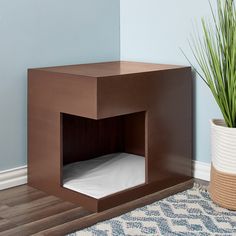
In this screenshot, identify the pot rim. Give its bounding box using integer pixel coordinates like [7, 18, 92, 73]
[210, 119, 236, 129]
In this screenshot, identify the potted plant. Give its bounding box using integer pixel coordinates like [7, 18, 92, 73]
[189, 0, 236, 210]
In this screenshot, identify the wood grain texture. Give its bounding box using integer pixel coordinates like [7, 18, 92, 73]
[34, 61, 182, 78]
[62, 112, 145, 165]
[0, 185, 90, 236]
[28, 61, 193, 211]
[0, 179, 193, 236]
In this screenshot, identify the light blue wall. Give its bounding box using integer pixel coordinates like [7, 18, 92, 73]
[0, 0, 120, 171]
[0, 0, 223, 171]
[120, 0, 222, 163]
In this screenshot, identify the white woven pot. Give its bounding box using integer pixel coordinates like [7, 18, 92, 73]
[210, 119, 236, 210]
[211, 119, 236, 173]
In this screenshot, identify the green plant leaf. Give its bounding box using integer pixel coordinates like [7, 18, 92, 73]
[189, 0, 236, 127]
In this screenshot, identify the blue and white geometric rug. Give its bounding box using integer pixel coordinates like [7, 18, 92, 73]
[68, 184, 236, 236]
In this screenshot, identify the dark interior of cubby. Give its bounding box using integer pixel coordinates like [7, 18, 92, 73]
[62, 111, 146, 166]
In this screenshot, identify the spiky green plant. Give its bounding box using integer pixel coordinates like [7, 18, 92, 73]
[189, 0, 236, 127]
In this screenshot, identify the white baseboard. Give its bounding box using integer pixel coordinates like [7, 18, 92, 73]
[0, 161, 210, 191]
[192, 160, 211, 181]
[0, 165, 28, 190]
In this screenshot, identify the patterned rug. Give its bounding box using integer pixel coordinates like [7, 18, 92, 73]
[68, 184, 236, 235]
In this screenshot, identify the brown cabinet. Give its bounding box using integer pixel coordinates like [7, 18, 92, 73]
[28, 61, 193, 212]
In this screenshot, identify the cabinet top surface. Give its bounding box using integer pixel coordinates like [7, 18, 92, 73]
[31, 61, 186, 78]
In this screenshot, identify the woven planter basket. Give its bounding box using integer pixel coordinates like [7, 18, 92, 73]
[209, 119, 236, 210]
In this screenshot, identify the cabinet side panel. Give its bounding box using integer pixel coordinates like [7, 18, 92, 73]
[147, 68, 193, 183]
[28, 70, 97, 194]
[124, 111, 146, 157]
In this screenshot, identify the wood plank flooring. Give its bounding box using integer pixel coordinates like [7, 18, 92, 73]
[0, 179, 196, 236]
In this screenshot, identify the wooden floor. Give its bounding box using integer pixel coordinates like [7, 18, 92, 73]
[0, 179, 199, 236]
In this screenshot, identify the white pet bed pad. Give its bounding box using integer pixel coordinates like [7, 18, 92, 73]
[63, 152, 145, 199]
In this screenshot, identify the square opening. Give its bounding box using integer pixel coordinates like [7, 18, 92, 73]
[61, 111, 146, 199]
